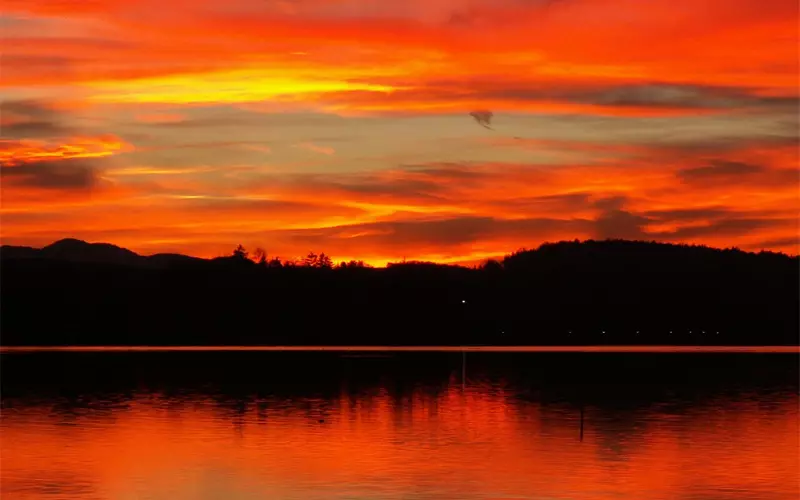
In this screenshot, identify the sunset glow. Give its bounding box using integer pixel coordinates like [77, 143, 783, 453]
[2, 0, 798, 264]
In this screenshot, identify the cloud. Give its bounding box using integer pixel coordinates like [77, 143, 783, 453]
[0, 99, 71, 138]
[176, 196, 365, 219]
[651, 217, 790, 240]
[401, 163, 490, 181]
[3, 0, 796, 111]
[1, 158, 101, 190]
[746, 236, 799, 253]
[594, 209, 650, 240]
[1, 1, 797, 262]
[320, 177, 447, 202]
[0, 101, 130, 200]
[0, 100, 132, 204]
[592, 196, 628, 212]
[489, 193, 592, 214]
[677, 160, 764, 181]
[676, 160, 798, 188]
[277, 215, 592, 258]
[0, 54, 78, 85]
[642, 207, 732, 221]
[1, 99, 54, 118]
[0, 136, 130, 165]
[470, 110, 493, 129]
[6, 153, 797, 261]
[0, 120, 70, 138]
[570, 83, 798, 111]
[590, 195, 650, 242]
[268, 162, 494, 208]
[135, 116, 249, 128]
[133, 113, 187, 124]
[318, 82, 799, 116]
[293, 142, 335, 155]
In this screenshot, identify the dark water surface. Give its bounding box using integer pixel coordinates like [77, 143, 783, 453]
[2, 350, 798, 499]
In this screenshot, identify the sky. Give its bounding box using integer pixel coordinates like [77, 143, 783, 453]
[1, 0, 798, 265]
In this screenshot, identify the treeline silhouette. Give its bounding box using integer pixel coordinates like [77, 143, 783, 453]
[1, 238, 797, 346]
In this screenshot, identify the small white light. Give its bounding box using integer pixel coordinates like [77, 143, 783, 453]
[636, 331, 639, 334]
[601, 331, 605, 334]
[461, 300, 466, 304]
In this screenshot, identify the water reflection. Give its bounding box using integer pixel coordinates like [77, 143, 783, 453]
[2, 352, 798, 499]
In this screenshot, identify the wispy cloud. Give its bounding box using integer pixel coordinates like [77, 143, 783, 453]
[293, 142, 335, 155]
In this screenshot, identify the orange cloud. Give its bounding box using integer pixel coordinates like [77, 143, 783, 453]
[0, 135, 131, 166]
[133, 112, 187, 124]
[294, 142, 335, 155]
[3, 140, 797, 263]
[3, 0, 795, 113]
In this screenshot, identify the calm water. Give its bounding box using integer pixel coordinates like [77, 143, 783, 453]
[1, 350, 798, 499]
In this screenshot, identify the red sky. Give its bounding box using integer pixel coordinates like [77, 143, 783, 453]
[2, 0, 798, 265]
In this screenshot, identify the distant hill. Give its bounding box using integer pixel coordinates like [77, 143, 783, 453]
[39, 238, 143, 266]
[0, 244, 40, 260]
[1, 238, 205, 269]
[1, 238, 797, 347]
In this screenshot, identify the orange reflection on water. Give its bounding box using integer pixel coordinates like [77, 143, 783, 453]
[2, 345, 799, 353]
[2, 375, 798, 499]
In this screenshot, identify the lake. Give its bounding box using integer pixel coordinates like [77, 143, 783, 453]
[1, 349, 798, 499]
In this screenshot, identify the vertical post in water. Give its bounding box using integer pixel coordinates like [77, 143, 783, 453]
[461, 348, 466, 391]
[579, 403, 585, 442]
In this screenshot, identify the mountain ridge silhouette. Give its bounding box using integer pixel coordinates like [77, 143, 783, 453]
[1, 237, 795, 269]
[1, 238, 205, 269]
[2, 238, 797, 347]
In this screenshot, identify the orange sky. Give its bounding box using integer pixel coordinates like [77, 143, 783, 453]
[2, 0, 798, 264]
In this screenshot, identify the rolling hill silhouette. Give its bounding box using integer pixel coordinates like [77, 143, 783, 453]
[1, 239, 797, 346]
[0, 238, 203, 268]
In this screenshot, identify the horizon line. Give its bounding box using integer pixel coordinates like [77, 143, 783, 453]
[3, 236, 796, 269]
[2, 346, 798, 353]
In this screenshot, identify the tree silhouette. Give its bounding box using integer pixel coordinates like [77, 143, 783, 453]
[302, 252, 318, 267]
[338, 260, 369, 269]
[302, 251, 333, 268]
[1, 238, 797, 346]
[317, 252, 333, 269]
[481, 259, 503, 272]
[253, 248, 267, 266]
[232, 244, 249, 260]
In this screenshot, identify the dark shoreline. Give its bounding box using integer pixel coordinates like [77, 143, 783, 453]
[3, 239, 797, 346]
[2, 345, 798, 352]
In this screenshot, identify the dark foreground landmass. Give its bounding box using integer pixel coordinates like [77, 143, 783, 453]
[1, 238, 797, 346]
